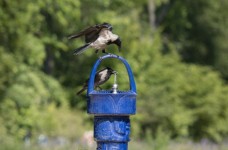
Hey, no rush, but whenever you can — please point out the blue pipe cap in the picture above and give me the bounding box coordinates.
[87,54,137,115]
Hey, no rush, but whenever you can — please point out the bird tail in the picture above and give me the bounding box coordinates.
[73,43,91,55]
[77,87,87,95]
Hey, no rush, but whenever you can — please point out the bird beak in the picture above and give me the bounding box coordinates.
[114,38,121,51]
[108,26,113,31]
[112,70,117,74]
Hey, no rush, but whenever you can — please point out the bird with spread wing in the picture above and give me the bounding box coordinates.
[68,23,121,55]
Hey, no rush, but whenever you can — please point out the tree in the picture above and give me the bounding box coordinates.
[158,0,228,79]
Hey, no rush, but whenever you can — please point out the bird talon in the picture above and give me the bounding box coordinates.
[106,53,119,58]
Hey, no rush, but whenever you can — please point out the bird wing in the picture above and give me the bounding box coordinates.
[84,29,100,43]
[68,25,99,40]
[68,23,113,42]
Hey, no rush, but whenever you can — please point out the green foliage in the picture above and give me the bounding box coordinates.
[129,32,228,141]
[0,48,18,98]
[160,0,228,79]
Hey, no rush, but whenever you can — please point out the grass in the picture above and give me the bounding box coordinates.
[129,139,228,150]
[0,138,228,150]
[1,138,228,150]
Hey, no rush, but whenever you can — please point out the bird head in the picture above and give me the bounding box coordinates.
[102,22,113,31]
[106,67,117,74]
[113,38,121,51]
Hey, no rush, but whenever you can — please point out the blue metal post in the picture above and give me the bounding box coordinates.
[87,54,137,150]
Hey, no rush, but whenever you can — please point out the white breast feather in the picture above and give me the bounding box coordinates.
[91,29,118,49]
[99,69,108,81]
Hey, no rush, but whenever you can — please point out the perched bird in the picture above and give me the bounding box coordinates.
[77,67,116,95]
[68,22,121,55]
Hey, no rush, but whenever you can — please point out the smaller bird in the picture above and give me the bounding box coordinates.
[68,23,121,55]
[77,67,117,95]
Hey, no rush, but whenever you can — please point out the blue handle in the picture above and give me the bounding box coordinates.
[87,54,137,96]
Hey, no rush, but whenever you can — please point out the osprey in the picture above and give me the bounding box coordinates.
[68,23,121,55]
[77,67,116,95]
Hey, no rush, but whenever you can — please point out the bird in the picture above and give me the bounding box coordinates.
[77,67,117,95]
[68,22,121,55]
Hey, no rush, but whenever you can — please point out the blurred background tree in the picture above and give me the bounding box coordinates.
[0,0,228,148]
